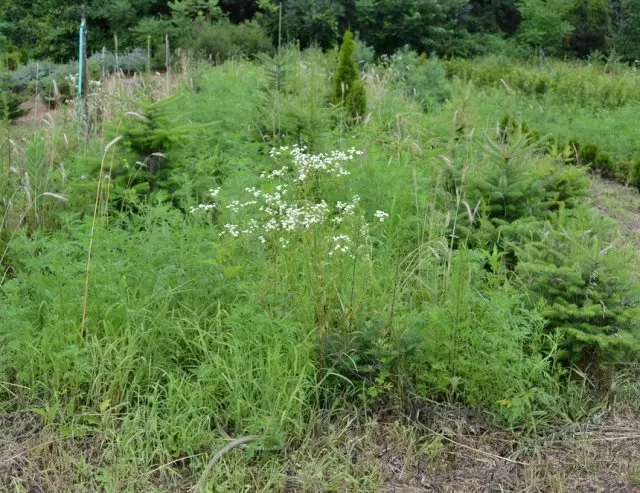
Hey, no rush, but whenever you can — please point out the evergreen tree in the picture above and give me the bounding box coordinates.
[613,0,640,61]
[346,79,367,120]
[334,30,366,121]
[260,0,343,49]
[334,30,358,102]
[356,0,469,56]
[516,0,574,55]
[453,131,546,256]
[517,218,640,370]
[108,91,197,206]
[567,0,612,57]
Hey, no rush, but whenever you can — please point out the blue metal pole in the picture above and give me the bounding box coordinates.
[78,20,85,98]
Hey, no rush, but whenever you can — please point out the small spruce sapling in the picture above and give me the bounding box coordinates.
[107,90,197,205]
[517,221,640,375]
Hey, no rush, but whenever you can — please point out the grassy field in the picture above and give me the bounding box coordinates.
[2,49,640,492]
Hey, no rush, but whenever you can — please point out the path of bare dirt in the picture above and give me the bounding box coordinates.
[591,176,640,238]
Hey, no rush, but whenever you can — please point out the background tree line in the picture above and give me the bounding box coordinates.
[1,0,639,65]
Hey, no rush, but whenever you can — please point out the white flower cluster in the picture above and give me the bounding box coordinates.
[214,146,387,258]
[330,234,351,256]
[374,210,389,222]
[190,203,216,213]
[190,187,221,214]
[333,195,360,224]
[263,145,363,183]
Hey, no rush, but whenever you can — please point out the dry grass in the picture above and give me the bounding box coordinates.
[3,404,640,492]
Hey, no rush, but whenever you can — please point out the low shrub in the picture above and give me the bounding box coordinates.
[90,48,149,74]
[631,159,640,191]
[616,160,632,184]
[594,150,615,179]
[188,21,273,62]
[385,48,452,111]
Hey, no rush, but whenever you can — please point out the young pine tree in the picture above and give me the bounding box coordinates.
[334,30,366,121]
[517,218,640,374]
[453,132,546,255]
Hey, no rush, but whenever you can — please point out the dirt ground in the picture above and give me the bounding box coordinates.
[3,405,640,492]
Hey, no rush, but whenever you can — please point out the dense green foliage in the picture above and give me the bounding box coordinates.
[334,31,367,120]
[355,0,468,55]
[2,41,640,490]
[2,0,640,67]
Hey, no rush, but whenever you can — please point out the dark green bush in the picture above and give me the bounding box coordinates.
[498,114,539,144]
[452,134,547,262]
[542,165,589,211]
[388,49,452,111]
[616,160,632,184]
[631,159,640,191]
[346,79,367,121]
[594,150,615,179]
[567,0,612,57]
[0,75,27,122]
[188,21,273,62]
[334,30,358,103]
[567,138,581,165]
[578,144,599,166]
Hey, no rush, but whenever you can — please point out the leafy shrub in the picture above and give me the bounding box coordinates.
[613,0,640,61]
[325,250,582,430]
[356,0,469,56]
[354,37,375,71]
[567,0,612,57]
[90,48,149,74]
[260,0,341,50]
[188,21,273,62]
[578,143,599,166]
[631,159,640,191]
[516,0,574,55]
[616,160,632,184]
[387,48,452,111]
[594,150,615,179]
[33,63,88,106]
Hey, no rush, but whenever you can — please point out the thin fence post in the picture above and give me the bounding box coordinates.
[147,35,152,75]
[102,46,106,80]
[35,62,40,121]
[81,5,89,139]
[165,33,170,95]
[77,5,89,138]
[114,33,119,73]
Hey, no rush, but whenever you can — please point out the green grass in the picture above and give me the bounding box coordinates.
[2,49,640,491]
